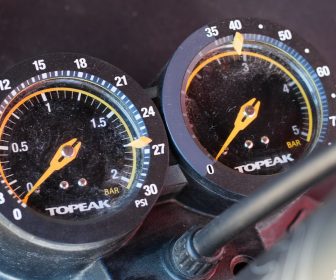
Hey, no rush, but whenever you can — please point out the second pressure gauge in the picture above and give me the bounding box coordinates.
[162,18,336,196]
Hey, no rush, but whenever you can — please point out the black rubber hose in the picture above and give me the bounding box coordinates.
[193,145,336,257]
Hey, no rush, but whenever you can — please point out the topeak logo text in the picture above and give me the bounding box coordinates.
[234,154,294,173]
[45,200,111,216]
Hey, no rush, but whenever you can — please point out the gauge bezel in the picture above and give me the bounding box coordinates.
[161,18,336,197]
[0,53,169,245]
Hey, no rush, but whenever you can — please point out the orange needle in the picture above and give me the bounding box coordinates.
[22,138,81,204]
[233,32,244,55]
[215,98,261,161]
[124,136,152,148]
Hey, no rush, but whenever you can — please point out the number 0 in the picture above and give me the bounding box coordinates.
[207,164,214,174]
[13,208,22,220]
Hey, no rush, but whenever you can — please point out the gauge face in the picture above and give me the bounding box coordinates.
[162,18,335,196]
[184,50,316,175]
[1,86,142,220]
[0,53,168,245]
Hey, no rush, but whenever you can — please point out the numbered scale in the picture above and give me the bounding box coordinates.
[0,53,168,251]
[161,18,336,197]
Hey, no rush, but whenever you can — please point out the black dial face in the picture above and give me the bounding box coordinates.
[184,52,314,175]
[162,18,336,197]
[0,53,168,245]
[2,85,137,220]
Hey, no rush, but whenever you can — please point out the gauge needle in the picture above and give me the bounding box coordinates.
[215,98,260,161]
[233,32,244,55]
[22,138,81,204]
[124,136,152,148]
